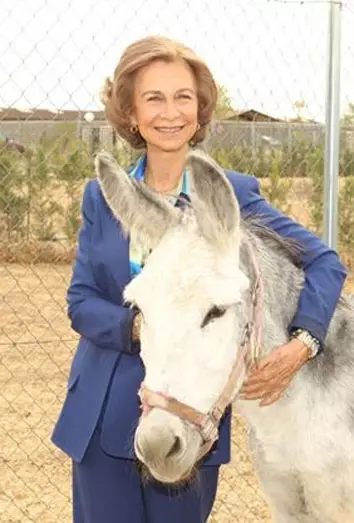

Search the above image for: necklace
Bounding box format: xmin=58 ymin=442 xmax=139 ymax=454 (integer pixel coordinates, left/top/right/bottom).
xmin=144 ymin=165 xmax=182 ymax=197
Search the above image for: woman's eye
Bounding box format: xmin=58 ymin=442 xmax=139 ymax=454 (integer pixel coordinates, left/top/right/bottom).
xmin=147 ymin=96 xmax=161 ymax=102
xmin=201 ymin=306 xmax=226 ymax=329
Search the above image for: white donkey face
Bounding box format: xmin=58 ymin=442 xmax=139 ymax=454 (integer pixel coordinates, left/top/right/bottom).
xmin=95 ymin=150 xmax=250 ymax=484
xmin=124 ymin=225 xmax=249 ymax=411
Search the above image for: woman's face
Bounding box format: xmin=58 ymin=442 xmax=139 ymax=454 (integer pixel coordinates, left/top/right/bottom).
xmin=131 ymin=59 xmax=199 ymax=153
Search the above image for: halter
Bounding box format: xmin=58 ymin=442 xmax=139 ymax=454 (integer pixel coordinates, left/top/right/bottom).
xmin=138 ymin=240 xmax=264 ymax=461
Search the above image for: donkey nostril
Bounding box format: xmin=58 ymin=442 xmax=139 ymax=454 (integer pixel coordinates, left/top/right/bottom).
xmin=166 ymin=436 xmax=182 ymax=458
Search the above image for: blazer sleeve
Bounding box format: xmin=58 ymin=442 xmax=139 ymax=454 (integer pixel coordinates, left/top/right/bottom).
xmin=66 ymin=180 xmax=139 ymax=354
xmin=234 ymin=174 xmax=348 ymax=350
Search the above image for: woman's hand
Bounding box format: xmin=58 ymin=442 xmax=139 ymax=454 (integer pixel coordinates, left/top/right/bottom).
xmin=240 ymin=338 xmax=311 ymax=406
xmin=132 ymin=311 xmax=142 ymax=342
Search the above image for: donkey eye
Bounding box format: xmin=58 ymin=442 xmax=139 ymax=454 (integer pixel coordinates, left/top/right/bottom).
xmin=201 ymin=306 xmax=226 ymax=328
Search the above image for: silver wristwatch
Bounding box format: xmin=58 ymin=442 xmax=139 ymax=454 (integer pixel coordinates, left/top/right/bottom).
xmin=291 ymin=328 xmax=320 ymax=359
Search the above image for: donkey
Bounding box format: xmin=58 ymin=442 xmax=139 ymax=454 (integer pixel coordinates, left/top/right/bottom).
xmin=95 ymin=149 xmax=354 ymax=523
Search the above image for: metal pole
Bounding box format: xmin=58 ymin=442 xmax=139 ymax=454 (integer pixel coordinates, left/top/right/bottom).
xmin=323 ymin=1 xmax=342 ymax=248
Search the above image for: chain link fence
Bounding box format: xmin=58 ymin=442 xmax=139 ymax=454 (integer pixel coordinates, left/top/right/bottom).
xmin=1 ymin=1 xmax=354 ymax=521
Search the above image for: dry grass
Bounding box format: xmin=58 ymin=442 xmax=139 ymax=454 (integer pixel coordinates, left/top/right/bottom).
xmin=0 ymin=240 xmax=76 ymax=264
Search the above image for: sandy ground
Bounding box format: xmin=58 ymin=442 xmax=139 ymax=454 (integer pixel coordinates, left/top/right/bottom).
xmin=1 ymin=258 xmax=353 ymax=523
xmin=0 ymin=264 xmax=273 ymax=523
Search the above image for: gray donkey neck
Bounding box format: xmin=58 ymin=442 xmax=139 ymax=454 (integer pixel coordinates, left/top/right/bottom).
xmin=240 ymin=218 xmax=304 ymax=355
xmin=239 ymin=216 xmax=354 ymax=388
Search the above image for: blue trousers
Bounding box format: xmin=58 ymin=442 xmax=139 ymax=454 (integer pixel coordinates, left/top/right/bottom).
xmin=72 ymin=423 xmax=219 ymax=523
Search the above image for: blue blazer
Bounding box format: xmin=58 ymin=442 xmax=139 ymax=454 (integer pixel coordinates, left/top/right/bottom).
xmin=51 ymin=170 xmax=347 ymax=464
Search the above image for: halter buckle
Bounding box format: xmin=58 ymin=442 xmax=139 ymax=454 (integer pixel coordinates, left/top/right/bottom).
xmin=199 ymin=413 xmax=219 ymax=442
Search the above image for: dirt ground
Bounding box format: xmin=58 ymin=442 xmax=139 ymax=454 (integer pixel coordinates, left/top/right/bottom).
xmin=0 ymin=264 xmax=273 ymax=523
xmin=1 ymin=260 xmax=353 ymax=523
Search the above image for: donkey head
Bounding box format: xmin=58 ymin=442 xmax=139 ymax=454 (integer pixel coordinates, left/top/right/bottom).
xmin=95 ymin=150 xmax=250 ymax=484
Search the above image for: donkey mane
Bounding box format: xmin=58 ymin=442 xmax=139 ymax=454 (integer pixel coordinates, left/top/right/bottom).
xmin=242 ymin=214 xmax=304 ymax=268
xmin=242 ymin=214 xmax=352 ymax=311
xmin=172 ymin=193 xmax=304 ymax=268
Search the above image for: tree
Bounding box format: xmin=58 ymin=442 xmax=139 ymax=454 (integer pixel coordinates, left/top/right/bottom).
xmin=342 ymin=103 xmax=354 ymax=126
xmin=214 ymin=85 xmax=234 ymax=119
xmin=54 ymin=139 xmax=94 ymax=242
xmin=0 ymin=150 xmax=27 ymax=240
xmin=289 ymin=100 xmax=311 ymax=123
xmin=24 ymin=141 xmax=62 ymax=241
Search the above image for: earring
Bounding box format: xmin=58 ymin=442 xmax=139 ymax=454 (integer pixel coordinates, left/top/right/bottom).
xmin=189 ymin=123 xmax=201 ymax=146
xmin=130 ymin=124 xmax=138 ymax=134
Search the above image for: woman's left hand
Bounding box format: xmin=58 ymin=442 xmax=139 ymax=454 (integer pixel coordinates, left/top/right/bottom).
xmin=240 ymin=338 xmax=311 ymax=406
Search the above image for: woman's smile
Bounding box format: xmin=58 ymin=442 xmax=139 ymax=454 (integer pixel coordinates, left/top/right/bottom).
xmin=154 ymin=125 xmax=185 ymax=134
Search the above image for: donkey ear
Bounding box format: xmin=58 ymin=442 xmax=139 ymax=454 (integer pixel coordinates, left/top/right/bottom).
xmin=95 ymin=152 xmax=181 ymax=249
xmin=186 ymin=149 xmax=241 ymax=247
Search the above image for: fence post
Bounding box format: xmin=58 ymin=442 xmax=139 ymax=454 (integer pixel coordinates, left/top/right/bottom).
xmin=323 ymin=1 xmax=342 ymax=248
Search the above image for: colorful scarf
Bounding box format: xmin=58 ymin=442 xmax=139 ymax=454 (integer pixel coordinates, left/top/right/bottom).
xmin=128 ymin=154 xmax=190 ymax=277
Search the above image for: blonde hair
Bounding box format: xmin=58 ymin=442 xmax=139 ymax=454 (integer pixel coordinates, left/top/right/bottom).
xmin=100 ymin=35 xmax=218 ymax=149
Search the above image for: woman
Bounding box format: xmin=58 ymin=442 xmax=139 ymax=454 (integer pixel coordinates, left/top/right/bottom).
xmin=52 ymin=35 xmax=347 ymax=522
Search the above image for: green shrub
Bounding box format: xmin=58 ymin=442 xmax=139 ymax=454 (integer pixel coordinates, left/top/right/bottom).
xmin=261 ymin=150 xmax=292 ymax=214
xmin=24 ymin=141 xmax=62 ymax=240
xmin=307 ymin=145 xmax=325 ymax=236
xmin=339 ymin=176 xmax=354 ymax=267
xmin=0 ymin=149 xmax=27 ymax=240
xmin=54 ymin=139 xmax=94 ymax=242
xmin=341 ymin=149 xmax=354 ymax=178
xmin=2 ymin=132 xmax=354 ymax=267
